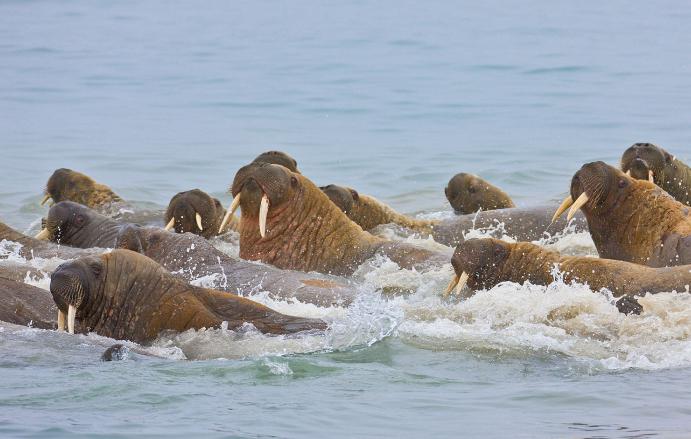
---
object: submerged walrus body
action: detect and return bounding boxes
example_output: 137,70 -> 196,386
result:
230,164 -> 447,276
38,202 -> 358,306
0,221 -> 104,261
0,276 -> 57,329
621,143 -> 691,206
50,250 -> 327,343
164,189 -> 238,239
430,204 -> 588,247
320,184 -> 437,234
446,239 -> 691,306
553,161 -> 691,267
444,173 -> 515,214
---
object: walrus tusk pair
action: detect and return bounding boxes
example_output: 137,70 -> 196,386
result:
551,192 -> 589,223
164,214 -> 204,232
56,305 -> 76,334
35,228 -> 50,240
443,271 -> 469,298
218,193 -> 269,238
40,194 -> 53,207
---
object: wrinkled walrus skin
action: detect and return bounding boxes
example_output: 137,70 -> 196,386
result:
164,189 -> 238,239
320,184 -> 437,234
430,204 -> 589,247
0,276 -> 57,329
444,173 -> 515,214
558,161 -> 691,267
448,239 -> 691,305
50,250 -> 327,344
231,163 -> 448,276
39,202 -> 358,306
621,143 -> 691,206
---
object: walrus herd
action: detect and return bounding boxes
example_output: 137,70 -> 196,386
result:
1,143 -> 690,352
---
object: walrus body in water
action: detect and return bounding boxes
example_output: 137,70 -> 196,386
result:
50,250 -> 327,343
0,276 -> 58,329
1,221 -> 104,261
621,143 -> 691,206
164,189 -> 238,238
444,173 -> 515,214
320,184 -> 437,234
444,238 -> 691,314
553,161 -> 691,267
37,202 -> 357,306
226,163 -> 447,276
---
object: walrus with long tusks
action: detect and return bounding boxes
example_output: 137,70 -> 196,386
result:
620,143 -> 691,206
319,184 -> 437,234
444,238 -> 691,314
553,161 -> 691,267
430,203 -> 589,247
444,173 -> 515,214
50,249 -> 327,343
37,201 -> 358,306
164,189 -> 238,239
222,163 -> 448,276
0,276 -> 60,329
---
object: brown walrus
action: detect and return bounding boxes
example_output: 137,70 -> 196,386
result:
163,189 -> 238,239
319,184 -> 437,234
228,163 -> 448,276
41,168 -> 123,210
252,150 -> 300,173
36,201 -> 358,306
49,249 -> 327,343
0,276 -> 58,329
445,238 -> 691,314
620,142 -> 691,206
552,161 -> 691,267
444,173 -> 515,214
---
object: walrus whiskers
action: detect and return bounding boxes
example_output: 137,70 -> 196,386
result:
164,217 -> 175,231
218,193 -> 241,233
567,193 -> 589,221
259,194 -> 269,238
551,195 -> 574,223
195,213 -> 204,231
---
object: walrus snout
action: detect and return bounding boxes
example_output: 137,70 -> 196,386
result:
38,201 -> 89,242
320,184 -> 357,214
164,189 -> 220,238
50,265 -> 87,334
620,143 -> 671,184
445,238 -> 510,296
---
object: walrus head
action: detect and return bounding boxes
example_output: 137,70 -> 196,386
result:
620,143 -> 674,184
42,168 -> 121,208
444,238 -> 512,296
164,189 -> 224,239
320,184 -> 359,215
36,201 -> 93,244
50,255 -> 104,334
444,173 -> 515,214
252,150 -> 300,173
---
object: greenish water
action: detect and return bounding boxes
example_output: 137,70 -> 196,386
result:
2,0 -> 691,437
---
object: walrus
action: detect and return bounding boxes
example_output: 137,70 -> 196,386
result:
163,189 -> 238,239
620,143 -> 691,206
41,168 -> 123,211
227,163 -> 448,276
37,201 -> 358,306
444,238 -> 691,314
1,220 -> 104,261
444,173 -> 515,214
0,276 -> 58,329
319,184 -> 437,234
50,250 -> 327,343
430,204 -> 589,247
252,150 -> 300,173
552,161 -> 691,267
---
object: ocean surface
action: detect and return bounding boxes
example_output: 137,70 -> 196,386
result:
1,0 -> 691,437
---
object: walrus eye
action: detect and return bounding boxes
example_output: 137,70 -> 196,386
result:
290,176 -> 298,187
468,186 -> 477,194
618,179 -> 626,189
88,261 -> 102,277
74,214 -> 85,227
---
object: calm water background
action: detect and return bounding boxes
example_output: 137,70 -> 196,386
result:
1,0 -> 691,437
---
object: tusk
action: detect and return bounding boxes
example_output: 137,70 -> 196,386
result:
454,271 -> 469,296
443,274 -> 460,298
67,305 -> 76,334
40,194 -> 52,206
259,194 -> 269,238
57,309 -> 66,331
164,217 -> 175,231
648,170 -> 654,183
195,213 -> 204,231
218,193 -> 241,234
567,193 -> 589,221
625,170 -> 631,177
551,195 -> 574,223
35,228 -> 50,240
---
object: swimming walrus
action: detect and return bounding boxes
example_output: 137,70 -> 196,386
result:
444,173 -> 515,214
50,249 -> 327,343
163,189 -> 238,239
226,163 -> 448,276
0,276 -> 58,329
444,238 -> 691,314
319,184 -> 437,234
41,168 -> 123,211
430,203 -> 589,247
552,161 -> 691,267
1,220 -> 104,261
620,142 -> 691,206
36,201 -> 358,306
